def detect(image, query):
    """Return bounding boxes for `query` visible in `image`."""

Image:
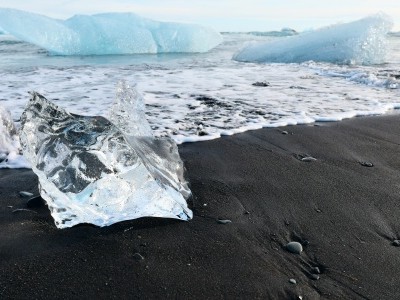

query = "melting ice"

[234,14,393,65]
[0,106,29,168]
[19,82,192,228]
[0,8,222,55]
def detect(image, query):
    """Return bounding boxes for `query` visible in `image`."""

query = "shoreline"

[2,114,400,299]
[173,109,400,145]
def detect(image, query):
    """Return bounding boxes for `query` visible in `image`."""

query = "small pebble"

[244,211,250,215]
[301,156,317,162]
[302,240,310,246]
[12,208,37,214]
[133,253,144,261]
[289,279,297,284]
[359,161,373,167]
[392,240,400,247]
[19,191,33,198]
[286,242,303,254]
[311,267,321,274]
[281,131,289,135]
[310,274,320,280]
[217,219,232,224]
[198,131,208,136]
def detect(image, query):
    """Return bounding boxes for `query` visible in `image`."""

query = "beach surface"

[1,114,400,299]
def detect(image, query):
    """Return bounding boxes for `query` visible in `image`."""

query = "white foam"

[0,31,399,166]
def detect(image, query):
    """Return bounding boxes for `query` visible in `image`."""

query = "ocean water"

[0,31,400,150]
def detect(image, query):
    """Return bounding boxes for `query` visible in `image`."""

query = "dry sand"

[1,114,400,299]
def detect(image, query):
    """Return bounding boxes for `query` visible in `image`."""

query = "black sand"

[2,114,400,299]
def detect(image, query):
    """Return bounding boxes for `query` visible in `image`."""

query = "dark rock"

[19,191,33,198]
[294,153,317,162]
[27,196,45,208]
[12,208,37,214]
[198,131,208,136]
[194,95,231,108]
[392,240,400,247]
[217,219,232,224]
[286,242,303,254]
[252,81,270,87]
[310,274,320,280]
[311,267,321,274]
[359,161,373,167]
[301,156,317,162]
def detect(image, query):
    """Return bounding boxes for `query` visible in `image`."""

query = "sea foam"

[233,14,393,65]
[0,8,222,55]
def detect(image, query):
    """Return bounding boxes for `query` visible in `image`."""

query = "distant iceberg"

[233,14,393,65]
[248,28,298,37]
[20,82,192,228]
[0,8,222,55]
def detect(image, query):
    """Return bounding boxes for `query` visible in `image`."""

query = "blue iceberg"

[0,8,222,55]
[233,14,393,65]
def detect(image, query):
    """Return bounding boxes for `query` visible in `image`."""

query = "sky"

[0,0,399,32]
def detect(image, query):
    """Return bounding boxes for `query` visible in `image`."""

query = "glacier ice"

[0,105,30,168]
[0,8,222,55]
[19,82,192,228]
[234,14,393,65]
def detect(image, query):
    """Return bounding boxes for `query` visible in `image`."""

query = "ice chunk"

[19,83,192,228]
[109,82,153,137]
[0,8,222,55]
[234,14,393,65]
[0,105,30,168]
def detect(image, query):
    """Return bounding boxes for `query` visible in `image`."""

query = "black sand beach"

[1,114,400,299]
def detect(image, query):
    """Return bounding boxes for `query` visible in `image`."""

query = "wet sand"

[1,114,400,299]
